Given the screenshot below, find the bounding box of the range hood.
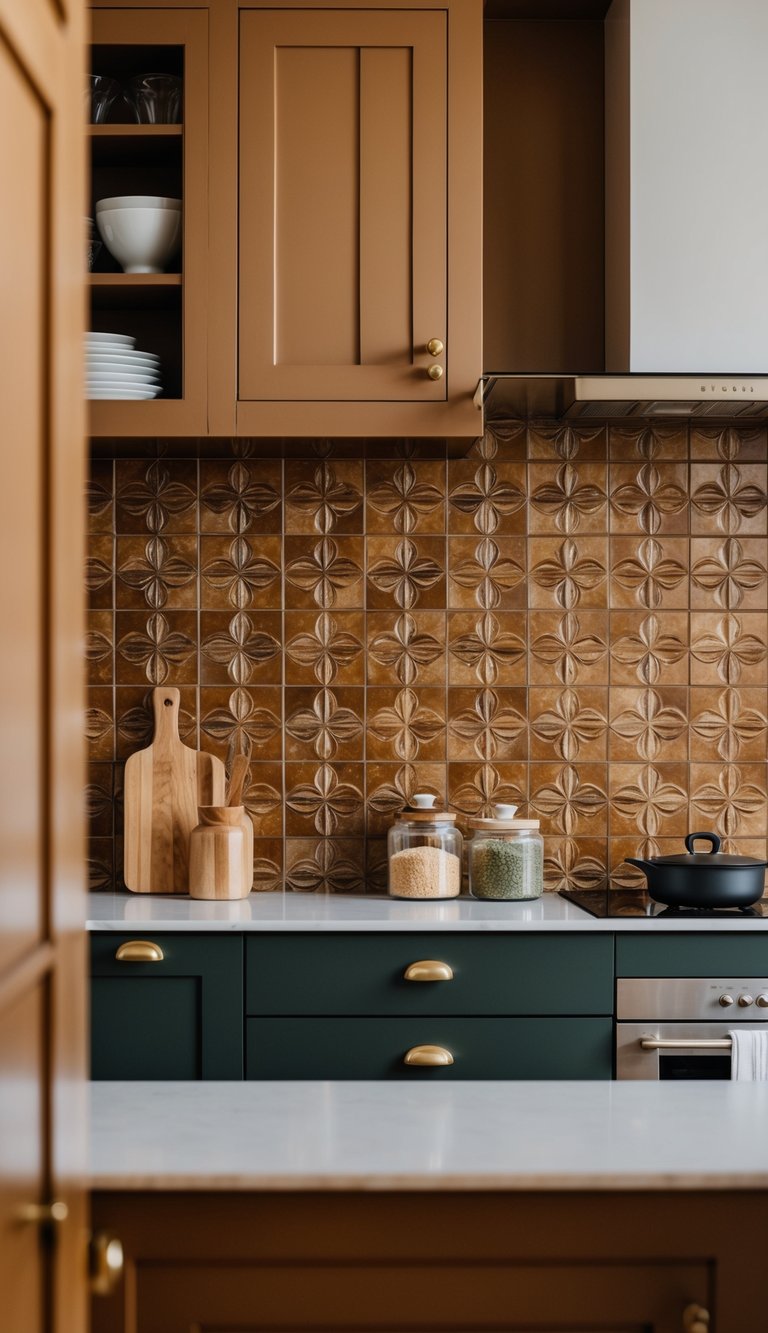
[483,0,768,421]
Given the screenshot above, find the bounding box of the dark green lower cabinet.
[245,1017,613,1080]
[90,934,244,1080]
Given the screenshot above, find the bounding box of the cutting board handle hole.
[163,698,173,707]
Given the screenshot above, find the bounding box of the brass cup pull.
[427,364,443,381]
[115,939,164,963]
[426,338,444,357]
[89,1232,125,1297]
[17,1200,68,1226]
[682,1304,710,1333]
[404,960,454,983]
[404,1044,454,1067]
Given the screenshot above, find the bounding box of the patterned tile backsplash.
[87,421,768,893]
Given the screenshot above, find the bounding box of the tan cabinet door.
[0,0,88,1327]
[239,8,447,404]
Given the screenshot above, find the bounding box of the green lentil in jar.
[470,837,543,900]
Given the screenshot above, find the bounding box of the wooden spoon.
[227,753,250,808]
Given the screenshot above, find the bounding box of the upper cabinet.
[89,0,483,441]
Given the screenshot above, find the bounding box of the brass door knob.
[404,1044,454,1067]
[426,338,444,356]
[682,1304,710,1333]
[115,939,164,963]
[17,1200,69,1226]
[89,1232,125,1297]
[404,960,454,982]
[427,364,443,381]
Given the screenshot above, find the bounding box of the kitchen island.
[91,1080,768,1331]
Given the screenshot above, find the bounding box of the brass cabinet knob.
[404,960,454,983]
[682,1304,710,1333]
[115,939,164,963]
[17,1200,69,1226]
[427,364,443,381]
[89,1232,125,1297]
[738,994,754,1007]
[404,1044,454,1067]
[426,338,444,357]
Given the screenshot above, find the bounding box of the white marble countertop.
[86,890,768,932]
[90,1080,768,1191]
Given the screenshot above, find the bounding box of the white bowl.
[96,207,182,274]
[86,331,135,347]
[95,195,181,212]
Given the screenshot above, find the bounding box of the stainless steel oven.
[616,977,768,1079]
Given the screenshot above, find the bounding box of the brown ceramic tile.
[366,762,447,835]
[285,459,363,534]
[367,460,445,534]
[200,685,283,763]
[609,836,685,888]
[527,423,607,461]
[529,762,608,836]
[690,763,768,838]
[530,687,608,762]
[365,837,389,892]
[447,687,527,761]
[447,610,526,686]
[243,761,283,838]
[367,610,446,686]
[690,536,767,611]
[529,537,608,610]
[285,762,364,837]
[87,687,114,760]
[609,462,688,535]
[543,836,608,891]
[115,610,197,686]
[448,535,525,610]
[689,612,768,686]
[529,609,609,686]
[87,763,113,838]
[608,610,689,686]
[285,610,365,686]
[608,687,688,763]
[689,686,768,763]
[447,459,525,535]
[285,686,364,761]
[608,763,689,838]
[690,424,768,462]
[285,535,364,610]
[87,610,113,686]
[284,838,365,893]
[87,535,114,608]
[690,463,768,536]
[115,458,197,534]
[368,535,446,611]
[115,686,197,759]
[609,536,688,609]
[88,838,115,892]
[116,535,197,610]
[252,838,283,892]
[199,458,282,534]
[367,687,446,762]
[528,462,608,535]
[200,535,281,610]
[608,423,688,462]
[449,762,529,821]
[200,610,282,685]
[87,459,114,534]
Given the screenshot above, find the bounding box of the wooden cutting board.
[124,688,227,894]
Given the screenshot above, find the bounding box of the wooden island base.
[93,1189,767,1331]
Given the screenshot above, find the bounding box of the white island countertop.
[91,1080,768,1192]
[86,890,768,932]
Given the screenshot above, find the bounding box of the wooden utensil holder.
[189,806,254,900]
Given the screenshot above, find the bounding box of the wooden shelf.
[89,123,183,136]
[90,273,182,310]
[90,124,183,167]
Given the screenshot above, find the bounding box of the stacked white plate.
[86,331,162,400]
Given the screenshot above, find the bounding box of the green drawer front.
[90,933,243,1080]
[616,934,768,978]
[246,933,613,1017]
[246,1017,613,1080]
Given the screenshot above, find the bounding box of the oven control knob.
[719,994,735,1007]
[738,994,754,1007]
[756,994,768,1008]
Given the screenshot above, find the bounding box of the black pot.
[625,832,768,910]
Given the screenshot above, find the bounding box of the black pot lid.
[646,831,767,868]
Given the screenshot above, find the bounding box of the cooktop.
[558,889,768,919]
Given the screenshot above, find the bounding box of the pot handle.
[685,831,721,855]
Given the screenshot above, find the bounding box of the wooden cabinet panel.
[0,988,45,1333]
[90,934,244,1079]
[239,9,447,404]
[246,933,614,1016]
[246,1016,613,1079]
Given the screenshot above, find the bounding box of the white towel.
[730,1030,768,1080]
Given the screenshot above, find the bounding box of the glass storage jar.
[468,806,543,901]
[388,800,463,899]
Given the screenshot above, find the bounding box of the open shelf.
[89,124,183,136]
[89,274,182,311]
[90,123,183,166]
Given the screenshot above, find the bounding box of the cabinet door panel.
[246,1017,613,1080]
[239,9,446,402]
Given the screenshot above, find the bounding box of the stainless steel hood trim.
[480,374,768,421]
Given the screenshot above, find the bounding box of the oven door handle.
[639,1037,732,1051]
